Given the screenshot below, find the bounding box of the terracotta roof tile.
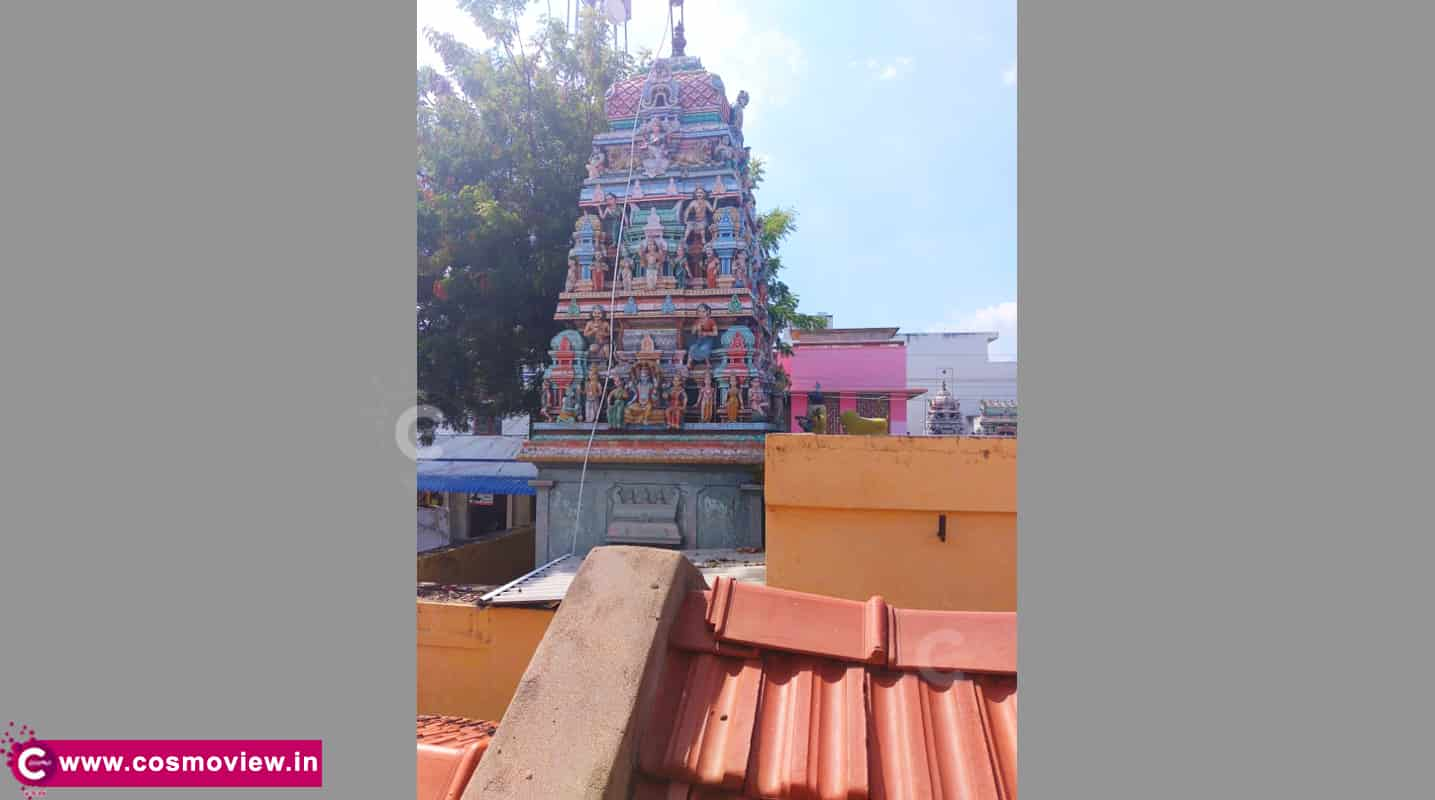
[638,581,1018,800]
[416,715,496,800]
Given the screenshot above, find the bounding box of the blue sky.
[418,0,1016,359]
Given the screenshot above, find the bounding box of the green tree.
[418,3,636,431]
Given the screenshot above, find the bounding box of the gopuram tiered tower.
[519,35,777,562]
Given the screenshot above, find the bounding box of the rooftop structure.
[899,331,1017,436]
[974,399,1018,437]
[781,324,926,434]
[416,714,496,800]
[467,546,1018,800]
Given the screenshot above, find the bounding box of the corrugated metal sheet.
[635,582,1018,799]
[480,550,767,606]
[416,435,537,495]
[420,434,527,461]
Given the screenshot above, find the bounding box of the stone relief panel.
[606,483,683,546]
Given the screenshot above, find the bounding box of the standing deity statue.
[704,248,721,289]
[724,379,743,422]
[583,307,611,362]
[684,303,721,368]
[565,256,581,292]
[606,381,629,429]
[697,372,716,423]
[599,195,622,249]
[665,375,687,430]
[540,376,554,421]
[640,238,664,290]
[684,187,714,246]
[733,252,749,287]
[583,365,603,423]
[672,251,689,288]
[731,90,749,134]
[617,255,634,292]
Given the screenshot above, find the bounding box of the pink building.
[780,327,927,435]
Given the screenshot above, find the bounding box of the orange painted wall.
[416,601,554,722]
[764,434,1016,611]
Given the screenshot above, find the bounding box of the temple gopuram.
[519,34,776,561]
[925,380,965,436]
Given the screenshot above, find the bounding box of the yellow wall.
[764,435,1016,611]
[416,601,554,722]
[416,525,536,586]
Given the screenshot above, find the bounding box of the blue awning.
[417,459,537,495]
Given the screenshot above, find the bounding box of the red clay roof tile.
[748,653,868,800]
[639,582,1017,800]
[706,577,1017,674]
[640,649,763,791]
[416,715,496,800]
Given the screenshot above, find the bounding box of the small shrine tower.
[925,380,965,436]
[520,45,776,562]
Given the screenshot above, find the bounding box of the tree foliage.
[417,3,637,430]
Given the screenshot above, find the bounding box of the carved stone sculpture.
[583,365,603,423]
[685,303,721,368]
[697,372,716,423]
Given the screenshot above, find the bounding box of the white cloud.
[858,55,916,81]
[927,301,1018,360]
[1002,62,1017,87]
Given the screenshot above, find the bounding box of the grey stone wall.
[531,463,764,562]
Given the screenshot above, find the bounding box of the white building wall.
[899,332,1017,435]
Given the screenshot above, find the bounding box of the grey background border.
[1,0,1432,798]
[1023,1,1432,796]
[1,1,415,797]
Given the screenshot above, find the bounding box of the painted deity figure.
[747,379,767,418]
[606,382,628,429]
[586,148,606,179]
[704,248,721,289]
[731,90,749,135]
[697,372,716,423]
[583,307,611,361]
[724,379,743,422]
[558,382,579,423]
[684,187,714,247]
[665,376,687,430]
[583,365,603,423]
[672,252,689,288]
[624,363,660,425]
[617,255,634,292]
[540,376,554,421]
[565,256,581,292]
[594,253,610,292]
[733,252,748,287]
[599,195,622,250]
[640,238,664,289]
[685,303,721,368]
